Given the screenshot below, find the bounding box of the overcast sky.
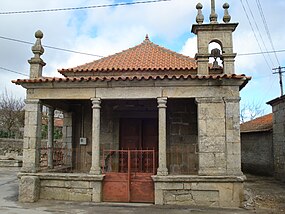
[1,0,285,115]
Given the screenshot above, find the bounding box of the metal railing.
[40,147,72,169]
[102,149,156,174]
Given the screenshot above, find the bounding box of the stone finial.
[28,30,46,79]
[223,3,231,23]
[32,30,44,58]
[145,34,149,40]
[210,0,218,24]
[196,3,204,24]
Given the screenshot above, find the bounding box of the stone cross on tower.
[210,0,218,23]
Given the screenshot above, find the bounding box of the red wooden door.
[102,118,157,203]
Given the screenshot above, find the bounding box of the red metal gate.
[102,149,156,203]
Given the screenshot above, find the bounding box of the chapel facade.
[14,1,250,207]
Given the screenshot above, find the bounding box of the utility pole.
[273,66,285,96]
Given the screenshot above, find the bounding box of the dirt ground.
[243,174,285,213]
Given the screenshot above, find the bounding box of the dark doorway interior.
[119,118,158,151]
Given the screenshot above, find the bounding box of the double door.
[102,118,158,203]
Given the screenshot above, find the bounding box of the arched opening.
[208,40,223,70]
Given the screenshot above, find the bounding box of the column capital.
[157,97,167,108]
[24,99,41,105]
[91,98,101,109]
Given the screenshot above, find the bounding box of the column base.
[157,167,168,176]
[20,166,39,173]
[89,167,101,175]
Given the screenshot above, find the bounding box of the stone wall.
[268,96,285,181]
[0,138,23,156]
[167,99,198,174]
[241,131,273,176]
[0,138,23,167]
[18,173,104,202]
[152,175,244,207]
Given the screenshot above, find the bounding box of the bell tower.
[191,1,238,75]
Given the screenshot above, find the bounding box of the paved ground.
[0,168,284,214]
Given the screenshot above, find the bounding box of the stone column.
[224,97,243,175]
[62,112,73,166]
[90,98,101,175]
[157,97,168,176]
[195,97,226,175]
[47,107,54,169]
[21,99,42,173]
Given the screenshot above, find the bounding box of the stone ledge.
[0,159,22,167]
[152,175,245,183]
[18,172,105,181]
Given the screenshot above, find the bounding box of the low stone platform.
[0,159,22,167]
[18,172,104,203]
[152,175,245,208]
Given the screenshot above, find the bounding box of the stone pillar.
[19,176,40,202]
[157,97,168,176]
[195,54,209,75]
[62,112,73,166]
[267,96,285,181]
[223,54,236,74]
[21,99,42,173]
[47,107,54,169]
[90,98,101,175]
[195,97,226,175]
[224,97,243,175]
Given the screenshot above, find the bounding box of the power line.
[238,49,285,56]
[0,66,28,77]
[0,0,171,15]
[0,35,104,58]
[255,0,280,66]
[239,0,272,73]
[244,0,274,67]
[2,34,285,59]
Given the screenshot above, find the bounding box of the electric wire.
[2,34,285,59]
[255,0,280,66]
[0,36,104,58]
[238,49,285,56]
[244,0,274,67]
[239,0,272,73]
[0,66,28,77]
[0,0,170,15]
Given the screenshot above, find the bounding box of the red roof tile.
[12,74,250,84]
[58,37,197,76]
[240,113,273,133]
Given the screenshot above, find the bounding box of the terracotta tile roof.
[240,113,273,133]
[58,36,197,76]
[12,74,250,84]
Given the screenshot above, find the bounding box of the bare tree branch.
[0,89,24,138]
[240,101,265,123]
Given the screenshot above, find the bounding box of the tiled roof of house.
[58,36,197,75]
[240,113,273,133]
[12,74,250,84]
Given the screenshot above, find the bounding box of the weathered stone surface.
[40,187,92,201]
[153,175,244,207]
[91,181,102,202]
[19,176,40,202]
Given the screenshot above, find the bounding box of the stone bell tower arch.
[191,1,238,75]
